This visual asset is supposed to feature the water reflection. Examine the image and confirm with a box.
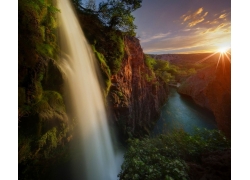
[152,87,217,135]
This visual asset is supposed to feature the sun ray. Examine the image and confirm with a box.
[216,53,222,70]
[195,46,231,74]
[196,52,217,64]
[224,53,231,62]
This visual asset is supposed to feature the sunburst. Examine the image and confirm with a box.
[196,46,231,72]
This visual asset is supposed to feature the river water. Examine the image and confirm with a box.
[152,87,217,135]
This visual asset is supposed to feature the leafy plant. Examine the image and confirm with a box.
[98,0,142,35]
[119,129,230,180]
[144,55,156,70]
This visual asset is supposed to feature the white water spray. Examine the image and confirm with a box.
[57,0,118,179]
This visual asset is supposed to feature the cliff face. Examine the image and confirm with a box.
[178,60,231,138]
[108,36,168,137]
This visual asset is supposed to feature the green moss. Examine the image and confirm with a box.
[107,34,124,74]
[19,0,59,62]
[92,46,112,96]
[38,127,57,149]
[32,81,43,104]
[34,90,66,121]
[43,91,65,110]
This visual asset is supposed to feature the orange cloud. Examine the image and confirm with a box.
[195,7,204,15]
[202,23,230,34]
[180,8,208,27]
[219,13,227,19]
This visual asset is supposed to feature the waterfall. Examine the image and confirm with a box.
[57,0,118,179]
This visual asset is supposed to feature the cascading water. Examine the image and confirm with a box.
[57,0,119,179]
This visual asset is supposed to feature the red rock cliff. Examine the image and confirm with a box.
[178,60,231,138]
[108,36,168,137]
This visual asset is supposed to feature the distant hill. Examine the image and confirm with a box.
[148,53,225,70]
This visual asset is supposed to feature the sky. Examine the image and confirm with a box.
[88,0,231,54]
[132,0,231,54]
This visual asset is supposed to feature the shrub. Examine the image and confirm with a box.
[144,55,156,70]
[119,129,230,180]
[105,32,125,74]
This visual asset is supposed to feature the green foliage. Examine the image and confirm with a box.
[187,68,196,75]
[33,90,66,122]
[19,0,60,64]
[32,81,44,104]
[119,129,230,180]
[18,1,74,179]
[104,31,125,74]
[92,45,112,96]
[98,0,142,35]
[144,55,156,70]
[77,7,125,75]
[153,60,178,83]
[141,72,154,83]
[90,30,125,75]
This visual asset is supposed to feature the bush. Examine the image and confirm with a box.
[119,129,230,180]
[104,31,125,74]
[144,55,156,70]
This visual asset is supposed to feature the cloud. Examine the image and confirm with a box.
[140,27,230,54]
[182,29,192,32]
[202,23,230,34]
[219,13,227,19]
[180,8,208,27]
[140,32,171,43]
[207,19,219,25]
[142,34,209,53]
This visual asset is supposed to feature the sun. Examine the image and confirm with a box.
[196,45,231,71]
[218,46,230,54]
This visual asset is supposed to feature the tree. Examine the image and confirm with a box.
[98,0,142,35]
[71,0,142,35]
[85,0,97,10]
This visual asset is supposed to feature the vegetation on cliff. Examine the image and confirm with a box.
[71,0,142,95]
[18,0,144,179]
[18,0,73,179]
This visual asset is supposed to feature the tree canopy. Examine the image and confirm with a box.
[73,0,142,36]
[98,0,142,35]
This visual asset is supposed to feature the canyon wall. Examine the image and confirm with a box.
[108,36,168,137]
[178,60,231,138]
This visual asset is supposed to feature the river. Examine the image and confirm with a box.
[152,87,217,135]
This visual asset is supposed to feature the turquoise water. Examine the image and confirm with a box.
[152,87,217,135]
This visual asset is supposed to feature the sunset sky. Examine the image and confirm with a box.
[132,0,231,54]
[92,0,231,54]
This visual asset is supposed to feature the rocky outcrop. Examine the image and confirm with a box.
[178,60,231,138]
[108,36,168,137]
